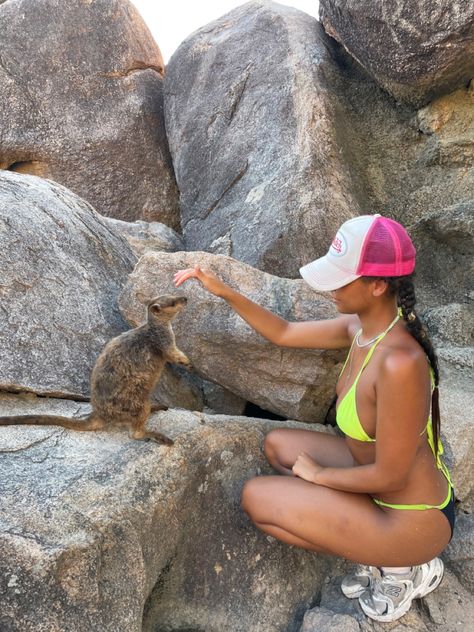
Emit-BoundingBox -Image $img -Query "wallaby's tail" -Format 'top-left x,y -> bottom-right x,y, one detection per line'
0,414 -> 103,431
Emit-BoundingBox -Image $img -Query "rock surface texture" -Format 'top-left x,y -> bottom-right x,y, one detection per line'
444,510 -> 474,596
313,57 -> 474,238
437,366 -> 474,511
101,217 -> 185,258
0,0 -> 180,227
164,1 -> 365,277
319,0 -> 474,106
0,396 -> 335,632
119,250 -> 343,422
0,171 -> 136,398
412,199 -> 474,307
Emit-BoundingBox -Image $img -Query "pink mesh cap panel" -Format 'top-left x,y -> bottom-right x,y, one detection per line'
357,217 -> 416,276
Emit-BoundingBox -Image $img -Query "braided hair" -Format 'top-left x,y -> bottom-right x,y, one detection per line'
386,275 -> 441,456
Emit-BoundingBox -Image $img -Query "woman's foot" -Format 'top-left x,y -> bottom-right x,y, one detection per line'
358,557 -> 444,622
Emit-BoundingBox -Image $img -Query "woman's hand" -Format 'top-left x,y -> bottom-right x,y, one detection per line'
292,452 -> 324,484
173,264 -> 228,297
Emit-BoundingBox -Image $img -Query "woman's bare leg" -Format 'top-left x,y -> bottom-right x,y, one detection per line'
241,475 -> 451,567
264,428 -> 354,475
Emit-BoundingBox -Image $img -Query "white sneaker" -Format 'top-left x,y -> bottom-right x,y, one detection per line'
341,565 -> 378,599
359,558 -> 444,622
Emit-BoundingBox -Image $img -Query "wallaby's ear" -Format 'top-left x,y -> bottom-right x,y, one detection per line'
136,291 -> 148,304
150,304 -> 161,313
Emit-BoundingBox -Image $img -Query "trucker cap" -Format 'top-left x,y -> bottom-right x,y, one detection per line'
299,214 -> 416,292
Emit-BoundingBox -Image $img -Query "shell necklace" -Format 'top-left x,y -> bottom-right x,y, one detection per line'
355,312 -> 400,348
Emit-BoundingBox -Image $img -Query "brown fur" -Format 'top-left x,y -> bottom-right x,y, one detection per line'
0,295 -> 191,445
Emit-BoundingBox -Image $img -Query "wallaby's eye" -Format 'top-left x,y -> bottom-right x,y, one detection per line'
151,304 -> 161,313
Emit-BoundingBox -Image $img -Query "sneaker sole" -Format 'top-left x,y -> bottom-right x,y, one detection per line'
359,558 -> 444,623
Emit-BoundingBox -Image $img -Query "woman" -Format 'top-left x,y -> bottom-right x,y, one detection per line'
173,214 -> 455,622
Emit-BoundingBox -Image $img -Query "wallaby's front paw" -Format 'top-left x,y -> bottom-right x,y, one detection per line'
167,349 -> 193,370
177,354 -> 192,369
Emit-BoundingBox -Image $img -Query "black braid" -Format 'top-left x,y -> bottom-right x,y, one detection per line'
385,275 -> 441,456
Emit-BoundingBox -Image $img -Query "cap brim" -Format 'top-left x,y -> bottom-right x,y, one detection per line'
299,255 -> 360,291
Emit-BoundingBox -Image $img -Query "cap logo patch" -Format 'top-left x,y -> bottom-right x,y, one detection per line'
330,231 -> 347,257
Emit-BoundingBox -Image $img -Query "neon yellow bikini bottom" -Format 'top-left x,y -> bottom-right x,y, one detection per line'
373,421 -> 453,511
373,485 -> 452,511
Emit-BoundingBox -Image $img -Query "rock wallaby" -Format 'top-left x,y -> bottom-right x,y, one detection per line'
0,295 -> 191,445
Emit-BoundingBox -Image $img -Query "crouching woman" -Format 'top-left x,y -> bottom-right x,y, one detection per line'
174,214 -> 454,622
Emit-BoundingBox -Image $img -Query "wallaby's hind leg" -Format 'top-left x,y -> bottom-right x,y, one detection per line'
151,403 -> 168,413
81,414 -> 107,431
129,417 -> 173,445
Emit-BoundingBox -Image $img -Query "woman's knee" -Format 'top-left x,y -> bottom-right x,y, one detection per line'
263,429 -> 283,464
241,477 -> 264,519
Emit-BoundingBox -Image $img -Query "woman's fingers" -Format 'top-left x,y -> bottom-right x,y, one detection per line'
173,264 -> 222,295
173,267 -> 199,286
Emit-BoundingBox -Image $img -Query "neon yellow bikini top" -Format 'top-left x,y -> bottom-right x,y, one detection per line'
336,331 -> 382,443
336,317 -> 401,442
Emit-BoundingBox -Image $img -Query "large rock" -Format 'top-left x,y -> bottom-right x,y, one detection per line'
101,217 -> 185,258
312,49 -> 473,236
152,364 -> 205,412
423,304 -> 474,349
202,381 -> 247,416
411,199 -> 474,307
443,511 -> 474,596
164,0 -> 473,280
0,171 -> 136,398
318,39 -> 474,228
164,0 -> 365,277
118,251 -> 344,422
416,83 -> 474,168
0,0 -> 179,227
419,569 -> 474,631
438,364 -> 474,512
319,0 -> 474,107
0,394 -> 335,632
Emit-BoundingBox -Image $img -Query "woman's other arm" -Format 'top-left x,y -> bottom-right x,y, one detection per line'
294,351 -> 430,492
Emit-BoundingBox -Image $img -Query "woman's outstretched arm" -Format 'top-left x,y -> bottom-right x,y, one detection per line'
173,264 -> 355,350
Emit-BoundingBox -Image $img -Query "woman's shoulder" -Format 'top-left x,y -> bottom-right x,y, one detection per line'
379,332 -> 430,385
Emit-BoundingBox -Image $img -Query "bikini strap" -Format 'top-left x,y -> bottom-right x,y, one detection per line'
338,332 -> 360,378
426,416 -> 453,487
